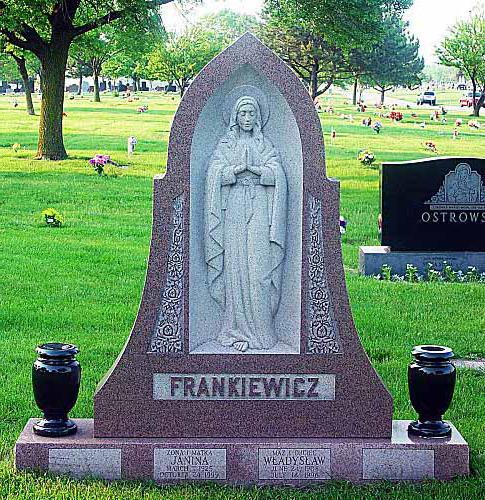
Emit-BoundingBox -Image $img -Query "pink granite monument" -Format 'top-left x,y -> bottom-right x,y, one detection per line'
15,34 -> 469,484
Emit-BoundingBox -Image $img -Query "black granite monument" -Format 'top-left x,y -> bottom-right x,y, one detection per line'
360,157 -> 485,275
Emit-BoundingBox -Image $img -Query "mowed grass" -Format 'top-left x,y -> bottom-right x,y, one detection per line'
0,92 -> 484,499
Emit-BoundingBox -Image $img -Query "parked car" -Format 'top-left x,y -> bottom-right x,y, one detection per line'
459,92 -> 485,107
457,84 -> 467,91
417,91 -> 436,106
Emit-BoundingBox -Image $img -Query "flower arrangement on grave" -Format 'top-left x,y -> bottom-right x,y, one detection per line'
372,121 -> 382,134
389,111 -> 403,122
358,149 -> 376,166
41,208 -> 64,227
12,143 -> 21,152
468,120 -> 480,130
375,262 -> 485,283
88,154 -> 118,175
455,118 -> 462,127
339,216 -> 347,234
137,105 -> 148,113
424,141 -> 438,154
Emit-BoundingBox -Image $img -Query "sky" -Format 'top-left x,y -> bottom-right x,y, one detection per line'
161,0 -> 484,64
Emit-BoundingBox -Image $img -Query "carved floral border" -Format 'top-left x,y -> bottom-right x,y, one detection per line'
149,195 -> 184,353
306,196 -> 341,354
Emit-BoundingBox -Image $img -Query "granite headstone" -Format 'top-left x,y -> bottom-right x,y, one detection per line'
92,33 -> 392,440
382,157 -> 485,251
360,157 -> 485,275
15,34 -> 469,485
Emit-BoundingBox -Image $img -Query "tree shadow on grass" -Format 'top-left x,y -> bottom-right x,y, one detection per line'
0,132 -> 37,149
66,107 -> 175,116
61,134 -> 167,153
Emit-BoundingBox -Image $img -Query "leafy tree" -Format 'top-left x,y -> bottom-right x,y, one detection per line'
67,48 -> 92,96
347,49 -> 371,105
198,9 -> 259,44
0,51 -> 17,81
261,0 -> 414,101
69,24 -> 137,102
103,15 -> 166,92
362,18 -> 423,104
147,26 -> 223,97
260,23 -> 349,99
437,7 -> 485,116
0,41 -> 39,114
422,63 -> 457,85
263,0 -> 413,48
0,0 -> 177,160
147,11 -> 256,97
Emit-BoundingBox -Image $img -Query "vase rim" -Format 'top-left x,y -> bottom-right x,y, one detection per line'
412,344 -> 454,360
36,343 -> 79,358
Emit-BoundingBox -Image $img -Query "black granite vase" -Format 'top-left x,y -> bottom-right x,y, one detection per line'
32,343 -> 81,437
408,345 -> 456,438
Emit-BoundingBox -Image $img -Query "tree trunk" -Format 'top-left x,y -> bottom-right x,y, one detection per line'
78,72 -> 83,95
359,86 -> 364,102
380,88 -> 385,105
352,77 -> 358,105
132,77 -> 138,92
309,61 -> 319,100
37,40 -> 70,160
93,70 -> 100,102
471,81 -> 483,117
474,93 -> 484,117
14,56 -> 35,115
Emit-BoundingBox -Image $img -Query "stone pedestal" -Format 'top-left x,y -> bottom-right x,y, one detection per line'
359,246 -> 485,276
14,34 -> 470,486
15,419 -> 469,484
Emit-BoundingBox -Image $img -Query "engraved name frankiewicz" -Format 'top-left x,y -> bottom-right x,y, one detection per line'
153,373 -> 335,401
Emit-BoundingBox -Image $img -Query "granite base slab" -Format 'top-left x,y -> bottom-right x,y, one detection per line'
359,246 -> 485,276
15,419 -> 469,484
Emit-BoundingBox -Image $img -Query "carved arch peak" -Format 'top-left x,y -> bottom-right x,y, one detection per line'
165,32 -> 327,181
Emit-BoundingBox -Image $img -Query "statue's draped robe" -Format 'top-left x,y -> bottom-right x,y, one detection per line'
205,132 -> 287,349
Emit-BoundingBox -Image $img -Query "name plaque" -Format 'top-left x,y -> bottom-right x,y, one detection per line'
153,374 -> 335,401
154,448 -> 226,481
259,448 -> 331,480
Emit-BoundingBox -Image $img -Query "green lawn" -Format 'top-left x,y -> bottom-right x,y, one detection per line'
0,92 -> 484,499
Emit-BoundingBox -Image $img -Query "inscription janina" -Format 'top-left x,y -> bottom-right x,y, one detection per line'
154,448 -> 226,481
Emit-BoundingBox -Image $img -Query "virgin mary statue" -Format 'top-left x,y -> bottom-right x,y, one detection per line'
205,95 -> 287,352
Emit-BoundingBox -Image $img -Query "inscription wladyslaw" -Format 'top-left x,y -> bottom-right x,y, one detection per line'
259,448 -> 331,480
153,374 -> 335,401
